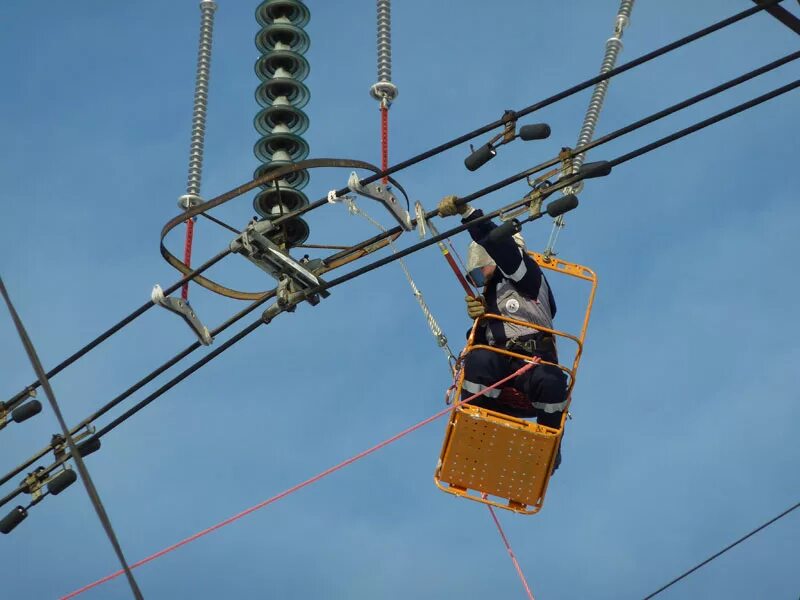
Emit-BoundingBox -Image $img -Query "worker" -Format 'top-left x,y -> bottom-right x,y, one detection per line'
438,195 -> 568,469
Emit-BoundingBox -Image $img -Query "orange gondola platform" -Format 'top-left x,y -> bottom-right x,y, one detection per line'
434,252 -> 597,514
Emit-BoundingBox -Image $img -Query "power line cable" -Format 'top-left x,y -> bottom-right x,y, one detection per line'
1,76 -> 798,510
310,50 -> 800,263
0,278 -> 144,600
59,362 -> 539,599
1,0 -> 784,418
3,248 -> 231,413
751,0 -> 800,35
2,77 -> 795,514
0,287 -> 277,490
1,67 -> 797,506
642,500 -> 800,599
265,0 -> 787,229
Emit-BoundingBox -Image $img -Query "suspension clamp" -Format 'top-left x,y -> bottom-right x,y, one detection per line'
347,172 -> 412,231
231,220 -> 330,306
151,285 -> 213,346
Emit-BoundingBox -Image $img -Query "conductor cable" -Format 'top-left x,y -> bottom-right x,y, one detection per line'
2,77 -> 797,510
0,278 -> 144,600
2,4 -> 789,418
264,0 -> 786,229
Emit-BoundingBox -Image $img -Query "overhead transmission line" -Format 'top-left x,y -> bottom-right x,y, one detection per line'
1,49 -> 798,502
642,500 -> 800,599
751,0 -> 800,35
2,74 -> 798,517
266,0 -> 788,227
2,0 -> 797,521
0,0 -> 786,423
59,362 -> 539,599
0,279 -> 144,599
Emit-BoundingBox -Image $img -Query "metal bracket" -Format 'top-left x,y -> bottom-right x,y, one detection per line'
21,468 -> 47,502
151,285 -> 213,345
0,387 -> 40,431
499,185 -> 547,223
231,220 -> 330,306
414,201 -> 428,239
50,425 -> 95,461
500,109 -> 517,143
347,171 -> 412,231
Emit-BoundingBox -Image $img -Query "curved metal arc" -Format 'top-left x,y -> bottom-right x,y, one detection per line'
160,158 -> 410,299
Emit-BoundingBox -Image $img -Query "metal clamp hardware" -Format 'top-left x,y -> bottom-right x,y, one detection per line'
500,109 -> 518,143
0,388 -> 41,432
50,425 -> 95,461
231,220 -> 330,306
414,201 -> 427,238
347,171 -> 412,231
21,468 -> 47,502
151,285 -> 213,345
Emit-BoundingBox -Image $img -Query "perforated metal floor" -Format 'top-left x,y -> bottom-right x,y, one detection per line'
438,406 -> 559,507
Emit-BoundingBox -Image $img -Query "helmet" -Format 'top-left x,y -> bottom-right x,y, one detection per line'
465,232 -> 525,287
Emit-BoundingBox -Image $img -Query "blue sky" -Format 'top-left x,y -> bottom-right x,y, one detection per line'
1,1 -> 799,598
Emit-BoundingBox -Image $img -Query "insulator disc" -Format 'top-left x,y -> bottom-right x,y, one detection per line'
254,104 -> 309,136
254,132 -> 309,163
255,77 -> 310,109
254,161 -> 309,190
256,0 -> 310,28
255,50 -> 310,82
256,23 -> 310,54
269,217 -> 311,248
253,185 -> 309,217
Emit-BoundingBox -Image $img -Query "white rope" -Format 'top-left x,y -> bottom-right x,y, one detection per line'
341,197 -> 457,366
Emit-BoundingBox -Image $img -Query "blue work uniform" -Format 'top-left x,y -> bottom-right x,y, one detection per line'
460,209 -> 568,428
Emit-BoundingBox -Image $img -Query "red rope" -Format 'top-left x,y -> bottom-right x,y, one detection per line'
60,361 -> 539,599
486,503 -> 536,599
380,104 -> 389,183
181,218 -> 195,300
